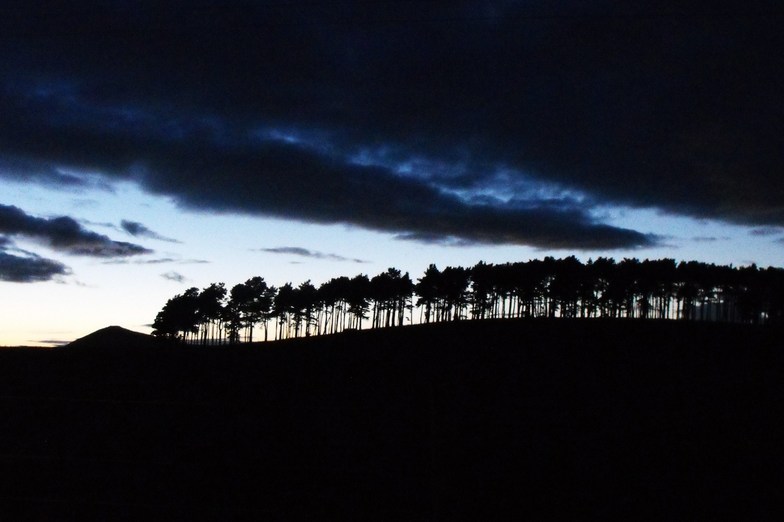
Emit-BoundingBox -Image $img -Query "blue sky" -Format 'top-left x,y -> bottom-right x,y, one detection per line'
2,174 -> 781,346
2,1 -> 783,345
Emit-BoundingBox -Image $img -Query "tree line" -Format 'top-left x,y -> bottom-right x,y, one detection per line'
152,257 -> 784,344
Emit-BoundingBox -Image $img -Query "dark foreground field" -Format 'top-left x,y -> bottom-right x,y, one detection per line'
1,319 -> 783,519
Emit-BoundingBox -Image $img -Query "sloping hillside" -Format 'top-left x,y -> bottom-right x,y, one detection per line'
1,319 -> 782,519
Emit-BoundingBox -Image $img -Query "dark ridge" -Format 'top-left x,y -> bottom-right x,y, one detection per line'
1,318 -> 782,519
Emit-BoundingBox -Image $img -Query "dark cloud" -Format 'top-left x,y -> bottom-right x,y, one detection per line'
259,246 -> 369,263
0,204 -> 151,257
33,339 -> 70,347
120,220 -> 180,243
0,157 -> 114,192
0,239 -> 70,283
161,271 -> 187,283
2,1 -> 780,247
750,227 -> 784,237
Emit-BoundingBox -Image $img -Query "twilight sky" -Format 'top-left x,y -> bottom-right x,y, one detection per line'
1,1 -> 783,345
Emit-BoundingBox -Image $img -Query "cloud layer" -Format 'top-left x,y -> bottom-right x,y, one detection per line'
1,1 -> 781,248
121,220 -> 180,243
161,271 -> 187,283
0,237 -> 70,282
259,246 -> 368,263
0,204 -> 151,257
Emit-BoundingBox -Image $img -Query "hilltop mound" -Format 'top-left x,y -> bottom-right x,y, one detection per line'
59,325 -> 163,354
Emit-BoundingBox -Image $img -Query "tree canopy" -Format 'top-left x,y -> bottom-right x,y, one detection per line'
153,257 -> 784,343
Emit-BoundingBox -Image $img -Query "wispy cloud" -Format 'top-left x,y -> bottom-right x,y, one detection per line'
257,246 -> 369,263
136,257 -> 178,264
102,257 -> 209,265
32,339 -> 71,347
161,271 -> 187,283
120,220 -> 180,243
691,236 -> 730,243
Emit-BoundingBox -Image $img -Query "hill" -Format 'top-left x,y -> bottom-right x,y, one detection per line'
1,318 -> 782,519
58,325 -> 168,354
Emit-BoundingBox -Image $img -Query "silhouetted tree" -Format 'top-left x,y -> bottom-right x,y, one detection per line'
346,274 -> 371,329
548,256 -> 583,318
440,266 -> 471,321
318,276 -> 353,334
416,264 -> 441,323
763,267 -> 784,323
318,277 -> 340,335
470,261 -> 494,320
152,287 -> 200,341
370,268 -> 413,328
197,282 -> 227,345
370,269 -> 395,329
292,280 -> 318,337
224,290 -> 244,345
273,283 -> 295,340
394,271 -> 415,326
647,259 -> 677,319
240,276 -> 274,342
154,256 -> 783,345
513,260 -> 548,318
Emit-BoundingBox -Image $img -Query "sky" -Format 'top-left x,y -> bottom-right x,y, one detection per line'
1,0 -> 783,346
